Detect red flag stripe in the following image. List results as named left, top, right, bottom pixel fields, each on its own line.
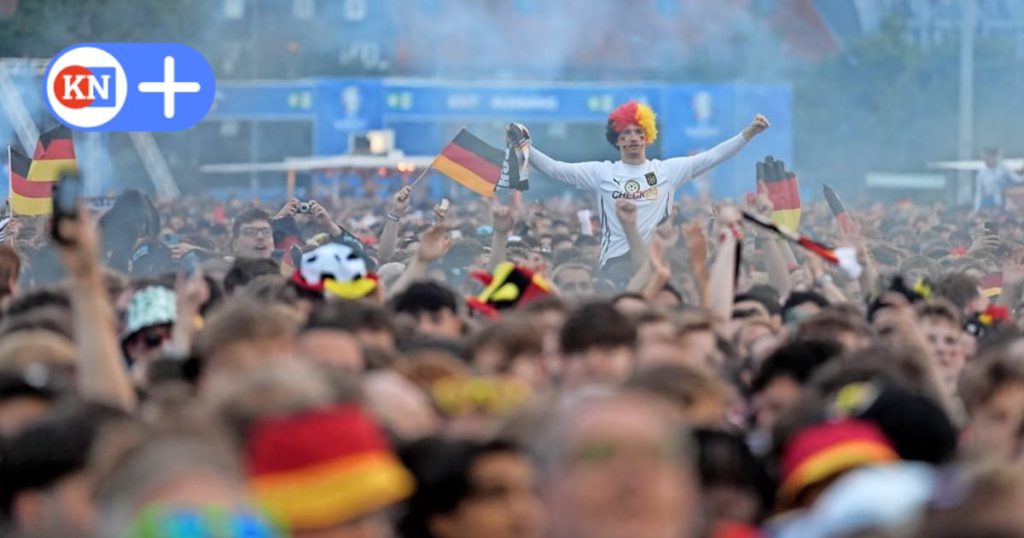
left=439, top=143, right=501, bottom=185
left=10, top=169, right=54, bottom=198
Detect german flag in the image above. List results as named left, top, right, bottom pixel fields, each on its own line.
left=756, top=156, right=801, bottom=232
left=433, top=129, right=503, bottom=197
left=823, top=184, right=858, bottom=237
left=8, top=147, right=54, bottom=216
left=246, top=404, right=414, bottom=531
left=29, top=125, right=77, bottom=184
left=7, top=126, right=77, bottom=216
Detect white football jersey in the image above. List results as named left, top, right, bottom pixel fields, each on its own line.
left=532, top=132, right=748, bottom=264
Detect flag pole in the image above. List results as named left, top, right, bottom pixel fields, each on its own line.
left=410, top=163, right=433, bottom=188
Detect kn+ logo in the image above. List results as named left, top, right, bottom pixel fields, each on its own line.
left=44, top=43, right=215, bottom=131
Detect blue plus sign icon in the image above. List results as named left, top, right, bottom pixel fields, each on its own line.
left=44, top=43, right=216, bottom=131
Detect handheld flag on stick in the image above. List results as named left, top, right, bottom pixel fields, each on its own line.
left=756, top=156, right=801, bottom=232
left=742, top=210, right=862, bottom=278
left=823, top=184, right=858, bottom=237
left=433, top=129, right=504, bottom=197
left=7, top=125, right=77, bottom=216
left=8, top=147, right=54, bottom=216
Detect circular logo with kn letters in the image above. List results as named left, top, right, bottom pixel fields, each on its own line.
left=46, top=46, right=127, bottom=128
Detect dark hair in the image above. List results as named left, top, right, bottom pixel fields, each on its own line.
left=782, top=291, right=829, bottom=320
left=693, top=429, right=775, bottom=521
left=751, top=340, right=842, bottom=394
left=98, top=190, right=161, bottom=273
left=128, top=239, right=174, bottom=279
left=659, top=282, right=684, bottom=305
left=0, top=403, right=126, bottom=518
left=308, top=301, right=397, bottom=340
left=793, top=311, right=874, bottom=347
left=390, top=281, right=459, bottom=316
left=735, top=287, right=781, bottom=317
left=223, top=257, right=280, bottom=295
left=5, top=288, right=70, bottom=319
left=935, top=273, right=981, bottom=313
left=398, top=438, right=523, bottom=538
left=232, top=207, right=271, bottom=239
left=560, top=301, right=636, bottom=355
left=605, top=119, right=621, bottom=147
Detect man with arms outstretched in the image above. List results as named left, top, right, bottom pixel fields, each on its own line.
left=518, top=101, right=769, bottom=285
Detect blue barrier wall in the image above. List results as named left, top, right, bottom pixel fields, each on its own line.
left=211, top=78, right=794, bottom=200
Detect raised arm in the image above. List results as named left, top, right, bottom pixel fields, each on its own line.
left=706, top=206, right=743, bottom=324
left=694, top=115, right=770, bottom=175
left=57, top=208, right=136, bottom=411
left=378, top=186, right=411, bottom=263
left=387, top=223, right=450, bottom=298
left=488, top=202, right=514, bottom=272
left=530, top=148, right=602, bottom=191
left=615, top=200, right=647, bottom=272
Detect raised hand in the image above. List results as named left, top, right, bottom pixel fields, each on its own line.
left=417, top=223, right=451, bottom=262
left=743, top=114, right=771, bottom=140
left=390, top=185, right=412, bottom=217
left=491, top=202, right=515, bottom=234
left=275, top=198, right=301, bottom=220
left=309, top=200, right=343, bottom=236
left=615, top=200, right=638, bottom=227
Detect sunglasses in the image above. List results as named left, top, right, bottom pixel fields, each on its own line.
left=130, top=327, right=171, bottom=351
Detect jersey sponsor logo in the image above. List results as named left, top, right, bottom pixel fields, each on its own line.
left=612, top=178, right=659, bottom=200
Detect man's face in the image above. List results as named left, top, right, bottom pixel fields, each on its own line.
left=616, top=124, right=647, bottom=161
left=676, top=329, right=720, bottom=371
left=964, top=382, right=1024, bottom=461
left=563, top=346, right=633, bottom=388
left=431, top=452, right=546, bottom=538
left=753, top=376, right=802, bottom=432
left=525, top=251, right=548, bottom=275
left=233, top=220, right=273, bottom=259
left=547, top=398, right=696, bottom=538
left=415, top=309, right=463, bottom=340
left=919, top=316, right=967, bottom=395
left=554, top=268, right=594, bottom=299
left=124, top=324, right=173, bottom=366
left=296, top=330, right=365, bottom=372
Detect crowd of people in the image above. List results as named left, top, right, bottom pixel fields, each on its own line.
left=2, top=102, right=1024, bottom=538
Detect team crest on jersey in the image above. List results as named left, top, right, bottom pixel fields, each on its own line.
left=645, top=172, right=658, bottom=186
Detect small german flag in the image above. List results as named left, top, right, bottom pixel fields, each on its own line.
left=823, top=184, right=858, bottom=237
left=433, top=129, right=503, bottom=197
left=8, top=147, right=53, bottom=216
left=7, top=125, right=78, bottom=216
left=756, top=156, right=801, bottom=233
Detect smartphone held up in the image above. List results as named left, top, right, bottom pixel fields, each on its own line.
left=50, top=170, right=82, bottom=245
